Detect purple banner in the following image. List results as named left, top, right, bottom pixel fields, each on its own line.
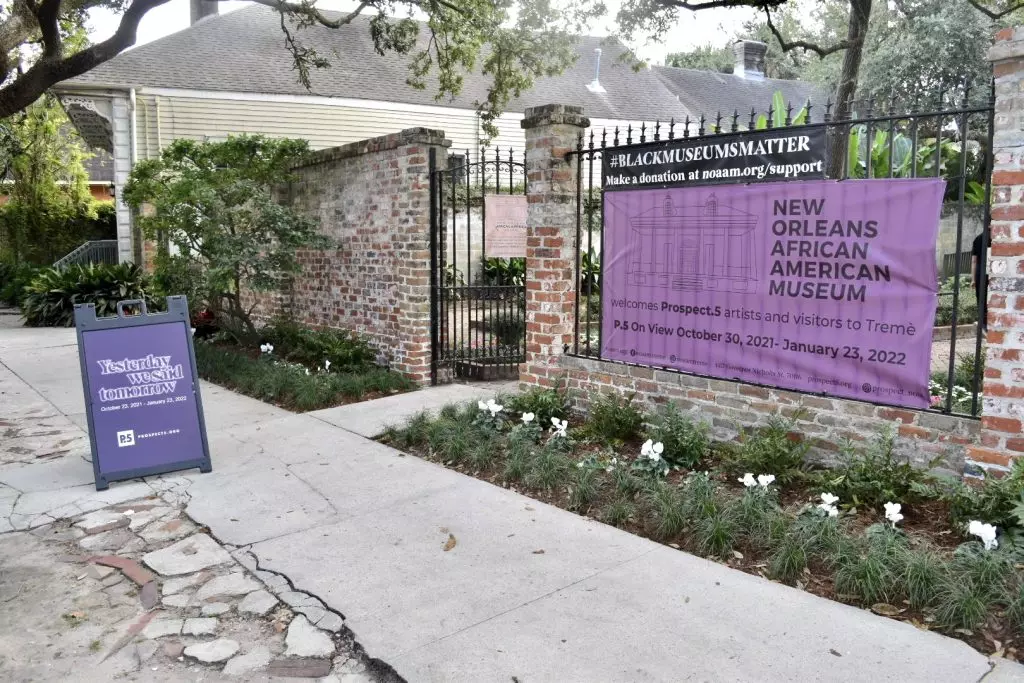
left=601, top=179, right=945, bottom=409
left=81, top=321, right=206, bottom=475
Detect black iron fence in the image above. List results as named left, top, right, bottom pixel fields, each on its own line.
left=569, top=89, right=994, bottom=417
left=429, top=148, right=527, bottom=384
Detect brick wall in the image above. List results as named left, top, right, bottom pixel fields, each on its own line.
left=518, top=96, right=1014, bottom=477
left=253, top=127, right=450, bottom=384
left=981, top=30, right=1024, bottom=469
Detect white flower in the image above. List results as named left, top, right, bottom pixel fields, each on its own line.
left=260, top=343, right=274, bottom=354
left=883, top=502, right=904, bottom=527
left=304, top=368, right=310, bottom=376
left=478, top=400, right=488, bottom=411
left=968, top=520, right=999, bottom=550
left=190, top=327, right=196, bottom=336
left=483, top=399, right=504, bottom=416
left=550, top=417, right=568, bottom=438
left=640, top=440, right=664, bottom=461
left=817, top=492, right=840, bottom=517
left=739, top=473, right=757, bottom=488
left=521, top=412, right=535, bottom=424
left=324, top=359, right=331, bottom=372
left=757, top=474, right=776, bottom=489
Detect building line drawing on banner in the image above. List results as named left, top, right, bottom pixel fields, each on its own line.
left=625, top=193, right=759, bottom=293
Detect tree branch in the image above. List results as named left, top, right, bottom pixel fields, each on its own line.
left=0, top=0, right=172, bottom=119
left=655, top=0, right=787, bottom=9
left=35, top=0, right=64, bottom=58
left=964, top=0, right=1024, bottom=19
left=763, top=8, right=854, bottom=58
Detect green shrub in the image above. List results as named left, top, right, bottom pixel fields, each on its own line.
left=585, top=392, right=644, bottom=444
left=262, top=319, right=376, bottom=371
left=934, top=276, right=978, bottom=327
left=0, top=262, right=39, bottom=307
left=194, top=342, right=412, bottom=412
left=525, top=442, right=571, bottom=490
left=721, top=416, right=809, bottom=484
left=21, top=263, right=158, bottom=327
left=815, top=426, right=927, bottom=510
left=505, top=386, right=568, bottom=426
left=647, top=403, right=710, bottom=469
left=953, top=352, right=984, bottom=394
left=913, top=459, right=1024, bottom=534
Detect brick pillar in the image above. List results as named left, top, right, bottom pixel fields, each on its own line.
left=978, top=30, right=1024, bottom=471
left=520, top=105, right=590, bottom=388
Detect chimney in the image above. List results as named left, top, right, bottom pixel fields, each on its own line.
left=733, top=40, right=767, bottom=80
left=586, top=48, right=606, bottom=94
left=190, top=0, right=218, bottom=25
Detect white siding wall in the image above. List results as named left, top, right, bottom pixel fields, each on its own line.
left=134, top=89, right=529, bottom=166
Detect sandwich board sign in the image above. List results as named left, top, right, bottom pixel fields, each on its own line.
left=74, top=296, right=212, bottom=490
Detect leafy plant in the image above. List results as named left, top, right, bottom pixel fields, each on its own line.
left=585, top=392, right=644, bottom=444
left=913, top=459, right=1024, bottom=534
left=721, top=416, right=809, bottom=485
left=647, top=403, right=709, bottom=469
left=505, top=385, right=568, bottom=426
left=482, top=257, right=524, bottom=286
left=123, top=135, right=329, bottom=344
left=0, top=262, right=39, bottom=307
left=21, top=263, right=159, bottom=327
left=815, top=426, right=927, bottom=510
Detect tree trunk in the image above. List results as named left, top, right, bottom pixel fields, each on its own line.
left=827, top=0, right=873, bottom=178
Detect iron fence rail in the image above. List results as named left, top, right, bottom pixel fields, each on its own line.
left=53, top=240, right=119, bottom=269
left=568, top=89, right=994, bottom=418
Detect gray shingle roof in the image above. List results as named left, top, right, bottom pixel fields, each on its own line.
left=64, top=6, right=822, bottom=123
left=653, top=66, right=826, bottom=123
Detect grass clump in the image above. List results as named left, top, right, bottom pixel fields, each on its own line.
left=647, top=403, right=710, bottom=469
left=645, top=481, right=687, bottom=540
left=600, top=496, right=635, bottom=526
left=585, top=392, right=645, bottom=444
left=568, top=466, right=602, bottom=511
left=525, top=443, right=571, bottom=491
left=898, top=546, right=945, bottom=610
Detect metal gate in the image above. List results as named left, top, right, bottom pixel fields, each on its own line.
left=429, top=148, right=527, bottom=384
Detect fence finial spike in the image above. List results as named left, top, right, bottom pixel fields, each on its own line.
left=669, top=117, right=676, bottom=140
left=805, top=99, right=813, bottom=124
left=654, top=120, right=661, bottom=141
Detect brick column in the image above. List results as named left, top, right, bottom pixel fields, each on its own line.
left=520, top=105, right=590, bottom=388
left=978, top=30, right=1024, bottom=471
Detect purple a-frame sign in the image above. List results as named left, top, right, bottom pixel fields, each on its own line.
left=74, top=296, right=212, bottom=490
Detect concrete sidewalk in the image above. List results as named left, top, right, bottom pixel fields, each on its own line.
left=1, top=320, right=1020, bottom=682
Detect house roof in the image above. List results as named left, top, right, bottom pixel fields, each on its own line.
left=653, top=66, right=825, bottom=123
left=63, top=5, right=823, bottom=123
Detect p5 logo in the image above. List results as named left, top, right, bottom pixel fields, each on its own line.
left=116, top=430, right=136, bottom=447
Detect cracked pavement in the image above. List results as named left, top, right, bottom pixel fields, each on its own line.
left=2, top=314, right=1023, bottom=682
